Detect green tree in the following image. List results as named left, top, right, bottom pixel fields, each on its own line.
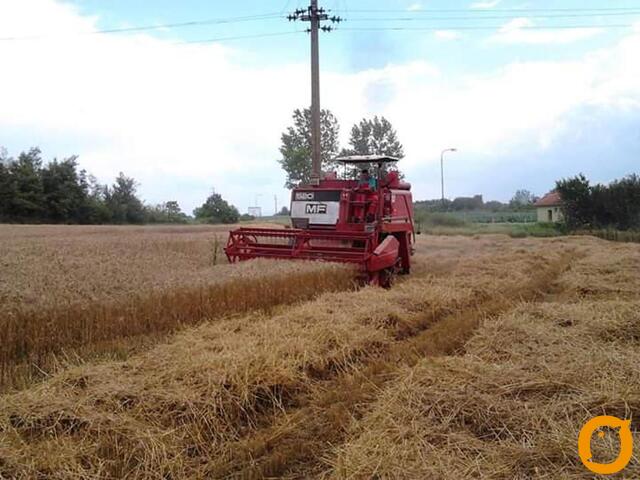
left=485, top=200, right=507, bottom=212
left=340, top=116, right=405, bottom=178
left=0, top=149, right=17, bottom=220
left=79, top=172, right=112, bottom=224
left=278, top=108, right=341, bottom=189
left=509, top=189, right=537, bottom=210
left=556, top=173, right=640, bottom=230
left=7, top=148, right=45, bottom=219
left=556, top=174, right=593, bottom=229
left=144, top=201, right=188, bottom=224
left=0, top=147, right=113, bottom=224
left=41, top=156, right=87, bottom=222
left=193, top=190, right=239, bottom=224
left=452, top=195, right=484, bottom=211
left=144, top=204, right=167, bottom=223
left=343, top=116, right=404, bottom=158
left=601, top=174, right=640, bottom=230
left=105, top=173, right=145, bottom=224
left=0, top=147, right=165, bottom=225
left=278, top=206, right=290, bottom=216
left=163, top=200, right=189, bottom=223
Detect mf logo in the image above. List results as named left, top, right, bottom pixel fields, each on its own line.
left=305, top=203, right=327, bottom=214
left=578, top=415, right=633, bottom=475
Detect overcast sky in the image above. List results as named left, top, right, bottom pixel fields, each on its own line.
left=1, top=0, right=639, bottom=214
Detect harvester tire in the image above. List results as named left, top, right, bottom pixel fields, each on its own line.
left=379, top=258, right=401, bottom=288
left=379, top=268, right=394, bottom=288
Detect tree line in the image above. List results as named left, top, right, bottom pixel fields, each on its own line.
left=415, top=190, right=538, bottom=213
left=0, top=147, right=239, bottom=225
left=556, top=174, right=640, bottom=231
left=2, top=108, right=403, bottom=225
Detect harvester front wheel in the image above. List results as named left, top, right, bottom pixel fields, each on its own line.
left=379, top=268, right=394, bottom=288
left=378, top=258, right=401, bottom=288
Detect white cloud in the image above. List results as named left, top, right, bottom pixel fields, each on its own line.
left=1, top=0, right=640, bottom=209
left=434, top=30, right=462, bottom=41
left=490, top=18, right=603, bottom=45
left=470, top=0, right=501, bottom=9
left=407, top=3, right=423, bottom=11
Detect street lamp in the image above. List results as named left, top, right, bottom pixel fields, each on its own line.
left=440, top=148, right=457, bottom=207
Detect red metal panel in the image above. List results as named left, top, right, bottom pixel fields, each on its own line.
left=366, top=235, right=399, bottom=272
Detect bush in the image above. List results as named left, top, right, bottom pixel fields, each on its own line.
left=422, top=213, right=467, bottom=228
left=527, top=223, right=564, bottom=237
left=578, top=229, right=640, bottom=244
left=506, top=223, right=562, bottom=239
left=193, top=191, right=240, bottom=224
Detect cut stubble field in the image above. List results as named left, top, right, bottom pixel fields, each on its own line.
left=0, top=224, right=639, bottom=479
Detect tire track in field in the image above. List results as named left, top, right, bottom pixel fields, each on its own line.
left=205, top=251, right=578, bottom=479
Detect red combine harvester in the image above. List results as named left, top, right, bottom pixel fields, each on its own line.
left=225, top=155, right=416, bottom=287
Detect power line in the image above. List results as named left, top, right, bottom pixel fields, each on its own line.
left=0, top=13, right=283, bottom=41
left=179, top=30, right=304, bottom=45
left=333, top=6, right=640, bottom=13
left=176, top=22, right=635, bottom=45
left=3, top=7, right=636, bottom=45
left=346, top=11, right=640, bottom=22
left=279, top=0, right=293, bottom=15
left=91, top=13, right=283, bottom=34
left=340, top=24, right=635, bottom=32
left=170, top=22, right=635, bottom=45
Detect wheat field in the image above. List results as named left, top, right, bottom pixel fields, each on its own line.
left=0, top=225, right=639, bottom=478
left=0, top=225, right=356, bottom=389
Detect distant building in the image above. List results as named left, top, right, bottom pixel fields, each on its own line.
left=248, top=206, right=262, bottom=218
left=534, top=191, right=563, bottom=223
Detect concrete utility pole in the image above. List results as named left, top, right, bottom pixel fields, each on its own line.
left=309, top=0, right=322, bottom=185
left=288, top=3, right=342, bottom=185
left=440, top=148, right=457, bottom=207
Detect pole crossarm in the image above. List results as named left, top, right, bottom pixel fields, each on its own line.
left=287, top=6, right=343, bottom=26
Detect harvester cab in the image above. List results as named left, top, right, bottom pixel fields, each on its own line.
left=225, top=155, right=415, bottom=287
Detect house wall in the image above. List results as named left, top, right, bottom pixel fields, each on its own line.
left=537, top=206, right=563, bottom=223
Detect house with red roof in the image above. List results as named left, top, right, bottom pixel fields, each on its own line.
left=534, top=191, right=564, bottom=223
